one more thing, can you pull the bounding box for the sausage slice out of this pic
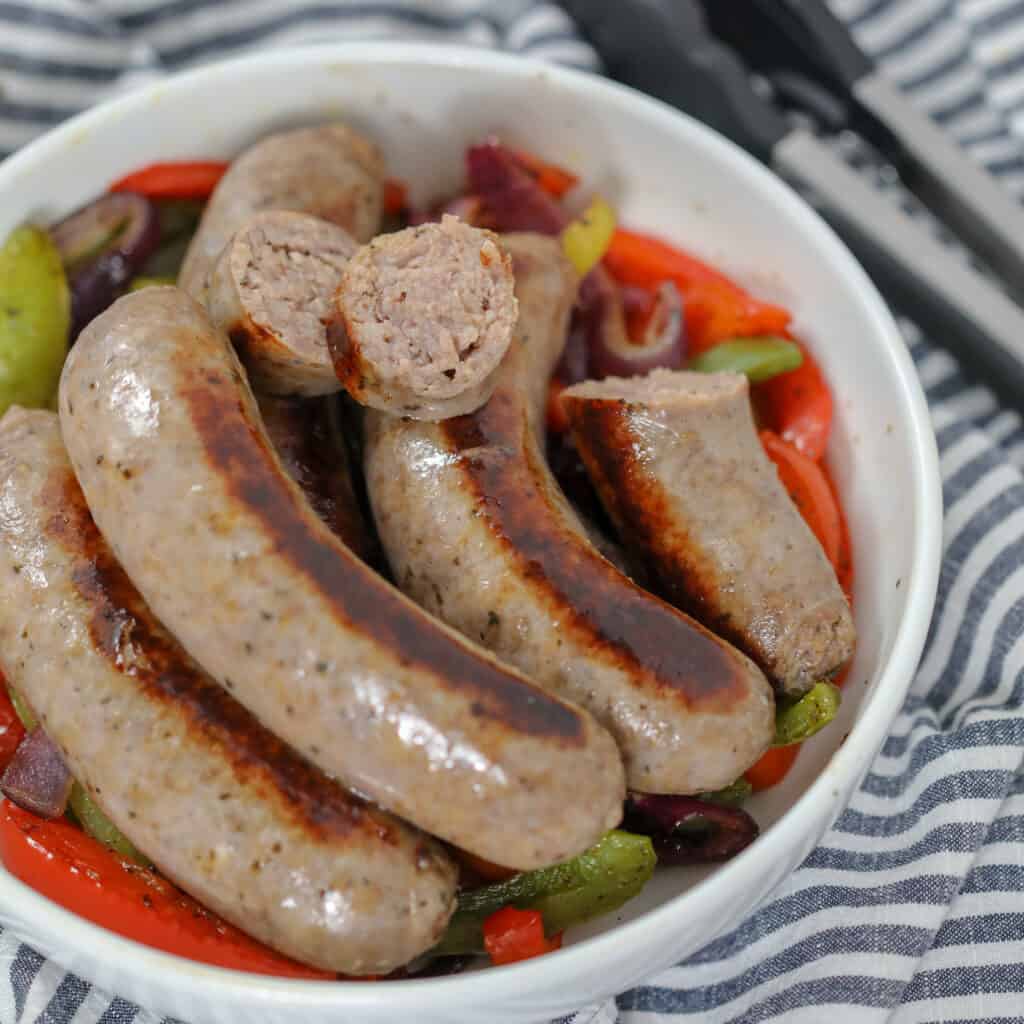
[329,215,518,420]
[179,122,383,299]
[206,211,357,396]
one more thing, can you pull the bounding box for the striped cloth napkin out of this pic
[3,1,1024,1021]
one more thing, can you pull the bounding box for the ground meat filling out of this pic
[336,215,517,409]
[230,213,357,365]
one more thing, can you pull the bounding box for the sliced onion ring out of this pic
[52,192,161,340]
[0,726,73,819]
[588,278,685,380]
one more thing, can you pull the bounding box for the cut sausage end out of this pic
[207,211,357,397]
[179,122,384,300]
[332,215,518,420]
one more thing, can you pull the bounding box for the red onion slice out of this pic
[624,793,759,865]
[466,140,683,382]
[52,192,161,340]
[588,280,686,380]
[466,141,569,235]
[0,726,73,819]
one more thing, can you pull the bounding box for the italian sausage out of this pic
[328,216,518,420]
[562,370,856,695]
[0,408,456,974]
[179,123,383,299]
[206,211,357,396]
[60,287,623,869]
[364,235,775,795]
[257,392,381,568]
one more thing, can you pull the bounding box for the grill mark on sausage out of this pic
[568,398,756,659]
[41,471,394,843]
[181,365,585,743]
[442,389,748,711]
[258,395,379,566]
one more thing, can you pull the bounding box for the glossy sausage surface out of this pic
[563,370,856,695]
[365,235,775,794]
[0,408,456,974]
[60,287,624,868]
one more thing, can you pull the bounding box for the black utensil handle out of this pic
[699,0,871,94]
[557,0,788,161]
[775,131,1024,408]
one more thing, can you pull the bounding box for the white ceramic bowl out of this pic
[0,42,941,1024]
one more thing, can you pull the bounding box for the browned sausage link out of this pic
[205,211,358,397]
[329,216,518,420]
[364,234,775,794]
[179,123,384,300]
[562,370,856,695]
[0,408,456,974]
[60,287,624,869]
[257,393,381,567]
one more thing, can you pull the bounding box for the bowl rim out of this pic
[0,39,943,1010]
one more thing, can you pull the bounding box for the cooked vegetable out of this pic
[51,193,161,338]
[701,777,753,807]
[483,907,562,965]
[0,800,332,978]
[590,280,686,379]
[467,141,567,235]
[689,336,802,382]
[745,744,800,791]
[510,148,579,198]
[624,794,759,865]
[562,196,616,278]
[0,684,26,774]
[6,685,35,731]
[0,728,73,819]
[754,338,833,461]
[604,228,792,354]
[109,161,228,199]
[129,275,176,291]
[434,830,656,956]
[383,178,408,216]
[141,199,204,279]
[0,225,70,416]
[68,783,149,866]
[774,682,842,747]
[760,429,842,567]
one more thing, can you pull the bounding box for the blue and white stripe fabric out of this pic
[3,1,1024,1021]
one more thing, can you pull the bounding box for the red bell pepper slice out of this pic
[109,162,229,200]
[760,430,842,569]
[0,801,332,978]
[510,148,579,198]
[482,907,562,966]
[0,680,26,774]
[383,178,408,216]
[603,228,792,354]
[754,337,833,462]
[745,745,800,791]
